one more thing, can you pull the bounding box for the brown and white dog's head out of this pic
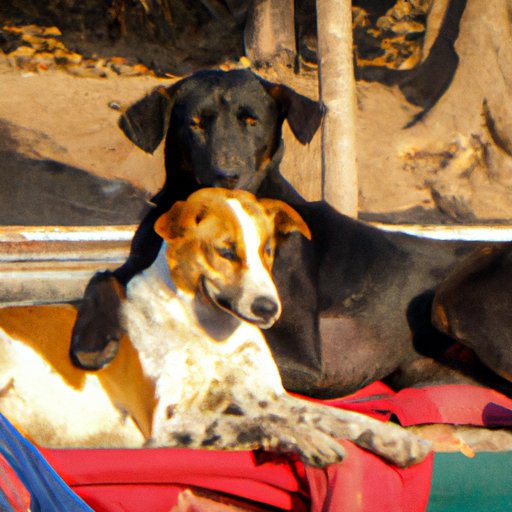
[154,188,311,329]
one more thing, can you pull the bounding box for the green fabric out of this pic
[428,452,512,512]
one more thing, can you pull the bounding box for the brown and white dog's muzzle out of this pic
[200,274,281,329]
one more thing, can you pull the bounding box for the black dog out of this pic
[71,68,323,369]
[71,68,512,398]
[432,243,512,383]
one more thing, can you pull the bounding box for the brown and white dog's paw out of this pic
[247,420,348,467]
[279,396,432,468]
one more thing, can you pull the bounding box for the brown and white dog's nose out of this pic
[251,296,279,323]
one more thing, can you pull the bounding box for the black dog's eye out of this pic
[216,245,239,262]
[190,115,205,130]
[191,110,216,131]
[237,108,258,127]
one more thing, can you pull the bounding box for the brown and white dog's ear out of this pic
[260,80,325,145]
[154,201,186,241]
[260,199,312,240]
[155,200,210,240]
[119,82,181,154]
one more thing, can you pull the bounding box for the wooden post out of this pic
[316,0,358,217]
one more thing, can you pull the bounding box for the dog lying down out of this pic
[0,189,430,468]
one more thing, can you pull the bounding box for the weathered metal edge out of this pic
[0,223,511,306]
[0,226,136,305]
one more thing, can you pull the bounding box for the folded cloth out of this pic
[0,452,31,512]
[333,382,512,427]
[40,381,437,512]
[41,441,433,512]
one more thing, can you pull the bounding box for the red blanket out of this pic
[35,382,512,512]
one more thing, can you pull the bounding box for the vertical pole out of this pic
[316,0,358,217]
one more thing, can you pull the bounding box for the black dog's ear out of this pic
[119,84,180,154]
[260,81,325,145]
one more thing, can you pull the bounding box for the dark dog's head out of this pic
[119,69,324,191]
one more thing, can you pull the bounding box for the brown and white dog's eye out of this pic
[263,240,273,258]
[215,245,240,262]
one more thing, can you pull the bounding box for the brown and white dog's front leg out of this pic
[200,396,431,468]
[152,390,430,468]
[150,402,347,468]
[186,412,348,467]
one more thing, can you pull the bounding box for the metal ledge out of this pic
[0,226,135,306]
[0,223,511,306]
[371,223,512,242]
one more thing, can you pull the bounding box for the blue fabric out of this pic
[0,414,92,511]
[0,484,17,511]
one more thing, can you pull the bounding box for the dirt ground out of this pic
[3,1,512,226]
[0,48,459,226]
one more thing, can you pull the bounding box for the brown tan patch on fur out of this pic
[0,305,87,390]
[155,191,248,295]
[0,305,156,439]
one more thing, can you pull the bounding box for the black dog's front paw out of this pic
[70,271,126,370]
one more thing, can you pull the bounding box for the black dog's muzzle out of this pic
[211,168,241,189]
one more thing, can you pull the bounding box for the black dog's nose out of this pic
[213,168,240,188]
[251,296,279,321]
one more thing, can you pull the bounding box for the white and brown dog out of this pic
[0,189,430,467]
